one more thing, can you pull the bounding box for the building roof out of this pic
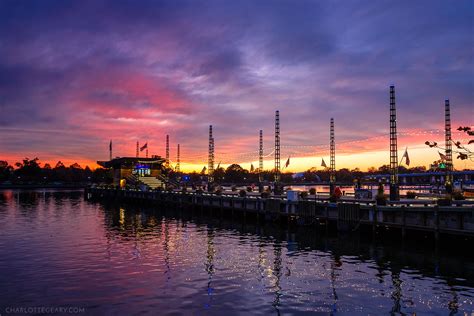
[97,156,165,169]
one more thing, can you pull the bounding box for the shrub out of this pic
[376,195,387,205]
[329,193,339,203]
[406,191,417,199]
[309,188,316,195]
[452,190,465,200]
[300,191,308,199]
[239,189,247,197]
[437,197,452,206]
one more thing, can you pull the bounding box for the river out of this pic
[0,189,473,315]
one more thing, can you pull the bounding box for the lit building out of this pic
[97,156,166,188]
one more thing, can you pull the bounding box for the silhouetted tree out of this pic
[0,161,13,182]
[14,158,42,182]
[225,164,248,183]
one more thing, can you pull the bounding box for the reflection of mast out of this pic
[163,219,171,282]
[205,227,215,308]
[330,255,341,313]
[258,240,266,283]
[132,212,142,259]
[447,283,459,314]
[272,241,282,313]
[390,268,402,314]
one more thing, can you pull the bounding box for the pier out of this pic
[85,187,474,239]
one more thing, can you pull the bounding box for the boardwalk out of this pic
[86,187,474,239]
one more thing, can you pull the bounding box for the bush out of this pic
[406,191,417,199]
[452,190,465,200]
[239,189,247,197]
[437,197,452,206]
[329,193,339,203]
[300,191,308,199]
[309,188,316,195]
[376,195,387,205]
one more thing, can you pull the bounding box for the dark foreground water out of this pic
[0,190,473,315]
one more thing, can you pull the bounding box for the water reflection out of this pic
[0,190,473,315]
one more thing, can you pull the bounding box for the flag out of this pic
[285,157,290,168]
[250,163,254,172]
[438,151,447,160]
[140,142,148,151]
[201,166,207,174]
[402,147,410,166]
[321,158,327,168]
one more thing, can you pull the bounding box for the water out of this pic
[1,189,473,315]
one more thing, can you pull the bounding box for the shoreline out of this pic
[0,184,88,190]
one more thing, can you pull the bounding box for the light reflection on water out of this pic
[0,189,473,315]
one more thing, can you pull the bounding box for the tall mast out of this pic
[389,85,399,201]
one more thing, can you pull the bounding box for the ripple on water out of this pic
[0,190,473,315]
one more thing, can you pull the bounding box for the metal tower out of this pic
[445,99,453,190]
[274,111,280,183]
[166,135,170,165]
[259,129,263,183]
[176,144,180,173]
[136,141,139,158]
[208,125,214,183]
[389,85,399,201]
[330,118,336,190]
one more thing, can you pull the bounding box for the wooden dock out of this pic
[85,187,474,239]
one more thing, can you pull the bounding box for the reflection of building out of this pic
[98,156,166,188]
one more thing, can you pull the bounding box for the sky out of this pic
[0,0,473,172]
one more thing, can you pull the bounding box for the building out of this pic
[97,156,166,188]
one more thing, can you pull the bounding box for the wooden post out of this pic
[400,206,405,239]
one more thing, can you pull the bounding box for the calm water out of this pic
[1,190,473,315]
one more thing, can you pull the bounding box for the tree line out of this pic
[0,157,455,186]
[0,158,112,184]
[171,163,432,185]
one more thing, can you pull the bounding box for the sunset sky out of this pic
[0,0,472,172]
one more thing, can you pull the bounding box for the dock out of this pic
[85,187,474,239]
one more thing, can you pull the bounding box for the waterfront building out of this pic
[97,156,166,188]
